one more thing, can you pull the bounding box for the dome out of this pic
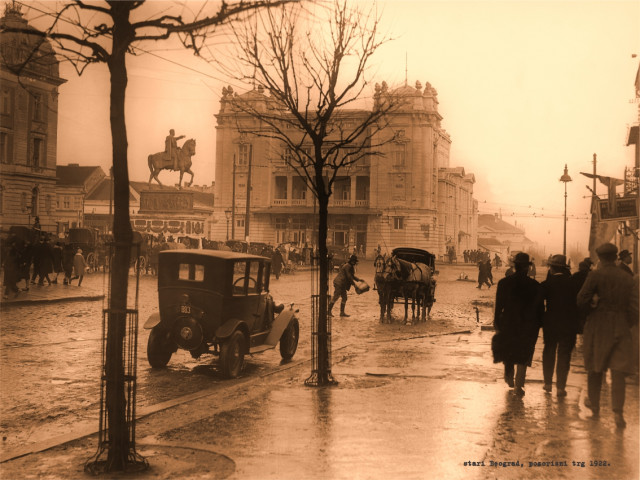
[0,3,61,80]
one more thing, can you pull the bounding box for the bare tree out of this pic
[1,0,292,471]
[217,1,398,384]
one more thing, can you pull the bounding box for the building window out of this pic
[393,217,404,230]
[46,194,52,213]
[275,217,287,230]
[31,91,47,123]
[1,87,14,124]
[0,131,13,164]
[236,218,245,228]
[29,136,44,168]
[63,196,70,209]
[237,144,251,166]
[393,147,405,167]
[275,176,287,199]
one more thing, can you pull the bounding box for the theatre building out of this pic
[212,80,477,260]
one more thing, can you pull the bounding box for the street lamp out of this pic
[224,209,232,240]
[559,164,572,256]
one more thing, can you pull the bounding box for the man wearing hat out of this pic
[328,254,364,317]
[577,243,634,428]
[539,254,580,397]
[618,249,633,276]
[491,252,544,396]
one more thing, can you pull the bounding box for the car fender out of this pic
[144,312,161,330]
[264,309,296,346]
[215,319,249,342]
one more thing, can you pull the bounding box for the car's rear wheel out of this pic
[220,331,245,378]
[279,317,299,360]
[147,327,172,368]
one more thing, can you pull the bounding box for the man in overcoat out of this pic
[328,255,364,317]
[618,249,633,276]
[577,243,634,428]
[539,254,580,397]
[491,252,544,396]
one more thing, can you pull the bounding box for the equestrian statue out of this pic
[148,129,196,188]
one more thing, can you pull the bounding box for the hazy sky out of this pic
[30,0,639,253]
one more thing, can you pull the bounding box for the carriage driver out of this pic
[328,255,364,317]
[165,129,185,170]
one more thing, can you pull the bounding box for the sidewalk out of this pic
[1,328,637,480]
[0,281,104,307]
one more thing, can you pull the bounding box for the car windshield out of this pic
[232,260,262,295]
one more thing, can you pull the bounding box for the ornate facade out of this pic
[0,4,66,233]
[213,81,477,260]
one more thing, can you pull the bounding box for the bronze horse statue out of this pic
[148,138,196,188]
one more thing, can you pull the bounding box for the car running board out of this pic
[249,344,276,355]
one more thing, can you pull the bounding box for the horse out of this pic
[387,255,433,324]
[374,254,395,323]
[148,138,196,188]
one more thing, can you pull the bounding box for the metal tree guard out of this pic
[305,254,338,386]
[85,240,148,474]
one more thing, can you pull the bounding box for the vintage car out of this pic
[144,250,299,378]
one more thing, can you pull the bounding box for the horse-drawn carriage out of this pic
[67,228,100,272]
[374,247,437,324]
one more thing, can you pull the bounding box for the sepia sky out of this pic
[36,0,639,253]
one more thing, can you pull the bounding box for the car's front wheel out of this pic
[279,317,299,360]
[147,327,173,368]
[220,331,246,378]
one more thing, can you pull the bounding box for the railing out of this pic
[354,199,369,207]
[331,199,351,207]
[272,199,288,206]
[291,198,307,206]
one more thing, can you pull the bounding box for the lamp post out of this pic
[224,209,231,240]
[559,164,572,256]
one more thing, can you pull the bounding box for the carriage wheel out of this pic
[86,252,96,273]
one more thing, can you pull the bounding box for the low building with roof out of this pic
[477,213,535,257]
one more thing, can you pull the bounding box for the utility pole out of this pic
[244,145,252,243]
[231,154,236,241]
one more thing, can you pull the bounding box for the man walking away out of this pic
[477,260,491,289]
[491,252,543,396]
[577,243,634,428]
[540,255,580,397]
[328,255,364,317]
[52,241,63,284]
[72,249,88,286]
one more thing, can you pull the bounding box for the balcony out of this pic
[291,198,307,206]
[272,199,288,206]
[354,199,369,207]
[331,199,351,207]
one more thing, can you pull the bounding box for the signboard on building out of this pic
[139,191,194,212]
[596,197,638,221]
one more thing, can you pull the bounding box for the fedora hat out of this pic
[349,255,359,264]
[513,252,531,265]
[619,249,631,259]
[548,254,569,268]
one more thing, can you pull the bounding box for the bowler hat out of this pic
[619,249,631,259]
[548,254,569,268]
[349,255,359,264]
[513,252,531,265]
[595,243,617,257]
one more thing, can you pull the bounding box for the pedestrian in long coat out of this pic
[577,243,634,428]
[2,239,21,299]
[491,252,543,396]
[36,237,54,286]
[570,259,593,334]
[271,248,283,280]
[62,243,74,285]
[52,241,63,283]
[477,261,491,289]
[539,255,580,397]
[72,249,88,286]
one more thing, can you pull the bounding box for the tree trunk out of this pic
[316,169,330,384]
[105,3,134,470]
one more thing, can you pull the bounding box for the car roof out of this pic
[159,249,268,262]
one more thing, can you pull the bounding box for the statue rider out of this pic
[165,129,185,170]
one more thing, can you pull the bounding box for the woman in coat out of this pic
[577,243,634,428]
[72,248,88,287]
[492,252,544,396]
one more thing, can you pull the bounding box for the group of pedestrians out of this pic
[2,234,88,299]
[491,243,637,429]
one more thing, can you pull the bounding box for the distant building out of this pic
[477,213,535,257]
[0,4,66,233]
[55,164,106,233]
[213,81,477,259]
